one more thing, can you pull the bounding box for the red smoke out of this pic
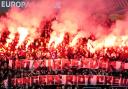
[0,0,128,53]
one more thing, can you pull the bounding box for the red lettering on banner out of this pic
[62,59,71,69]
[124,63,128,70]
[84,75,93,85]
[33,60,42,69]
[15,60,21,69]
[121,63,125,71]
[23,77,31,86]
[53,59,61,70]
[48,60,53,68]
[32,76,39,84]
[109,61,116,70]
[16,78,23,85]
[11,78,16,86]
[90,59,99,69]
[40,60,46,68]
[8,59,128,71]
[66,75,73,85]
[21,60,30,69]
[54,75,62,85]
[124,79,128,85]
[71,59,80,68]
[97,76,105,85]
[9,60,12,68]
[73,75,77,85]
[77,75,85,85]
[8,75,128,86]
[113,77,121,85]
[39,75,46,85]
[105,76,113,85]
[47,75,54,85]
[81,58,90,68]
[99,59,108,69]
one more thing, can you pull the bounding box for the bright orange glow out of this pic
[69,32,82,47]
[104,35,116,47]
[87,40,96,53]
[54,33,64,48]
[26,39,31,50]
[6,33,15,47]
[120,36,128,46]
[16,27,29,48]
[86,35,128,53]
[48,32,64,48]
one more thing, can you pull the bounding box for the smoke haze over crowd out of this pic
[0,0,128,51]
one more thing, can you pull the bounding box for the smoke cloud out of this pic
[0,0,128,48]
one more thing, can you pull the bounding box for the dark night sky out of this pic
[0,0,24,14]
[0,0,128,15]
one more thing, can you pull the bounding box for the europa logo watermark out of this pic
[0,0,27,8]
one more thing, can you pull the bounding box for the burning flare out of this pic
[16,27,29,48]
[48,31,64,48]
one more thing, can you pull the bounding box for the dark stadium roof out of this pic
[105,0,128,14]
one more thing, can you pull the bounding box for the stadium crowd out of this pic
[0,18,128,89]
